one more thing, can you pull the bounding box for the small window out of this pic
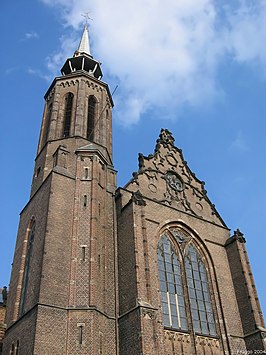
[35,167,41,178]
[81,247,86,261]
[10,343,15,355]
[83,195,88,207]
[77,324,85,345]
[84,168,89,179]
[15,340,20,355]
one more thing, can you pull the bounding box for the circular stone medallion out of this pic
[148,183,157,193]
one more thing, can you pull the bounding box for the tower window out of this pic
[84,168,89,179]
[19,219,36,316]
[81,246,86,261]
[83,195,87,207]
[42,103,52,145]
[63,92,74,137]
[15,340,20,355]
[157,228,217,337]
[10,343,15,355]
[77,324,85,345]
[87,95,97,140]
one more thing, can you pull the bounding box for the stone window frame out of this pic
[157,226,217,337]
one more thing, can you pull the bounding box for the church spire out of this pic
[74,24,91,58]
[60,22,103,80]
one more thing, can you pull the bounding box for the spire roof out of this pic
[75,24,91,57]
[61,22,103,80]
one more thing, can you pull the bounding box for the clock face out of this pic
[165,172,183,192]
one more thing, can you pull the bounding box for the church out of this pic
[2,25,266,354]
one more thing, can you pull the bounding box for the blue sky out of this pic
[0,0,265,318]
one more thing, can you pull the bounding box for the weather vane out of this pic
[81,12,93,27]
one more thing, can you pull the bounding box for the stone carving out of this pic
[132,190,146,206]
[142,308,157,320]
[155,128,175,151]
[60,79,79,88]
[164,172,183,192]
[128,129,227,228]
[172,229,191,246]
[233,229,246,243]
[85,80,103,92]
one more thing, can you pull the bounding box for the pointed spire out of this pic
[61,19,103,80]
[74,24,92,58]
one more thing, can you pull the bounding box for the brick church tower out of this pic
[3,25,117,354]
[3,26,266,355]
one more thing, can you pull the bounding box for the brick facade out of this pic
[3,29,266,355]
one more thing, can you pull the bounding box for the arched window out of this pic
[157,234,188,330]
[157,228,216,337]
[42,103,52,145]
[87,95,97,140]
[63,92,74,137]
[185,244,216,336]
[19,219,36,316]
[15,340,20,355]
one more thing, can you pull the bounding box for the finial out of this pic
[81,12,93,28]
[74,13,93,57]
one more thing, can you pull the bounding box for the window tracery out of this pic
[157,227,216,337]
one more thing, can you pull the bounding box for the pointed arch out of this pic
[87,95,97,140]
[157,234,188,330]
[19,217,36,316]
[63,92,74,137]
[42,102,52,146]
[157,224,217,337]
[184,242,216,336]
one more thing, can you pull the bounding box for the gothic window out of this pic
[157,228,216,337]
[19,219,36,316]
[63,92,74,137]
[157,234,188,331]
[15,340,20,355]
[87,95,97,140]
[10,343,15,355]
[42,103,52,145]
[185,244,216,336]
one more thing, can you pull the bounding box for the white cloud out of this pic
[230,131,248,153]
[24,31,39,40]
[40,0,266,125]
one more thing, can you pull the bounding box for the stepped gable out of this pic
[125,128,227,227]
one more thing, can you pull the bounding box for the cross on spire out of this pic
[81,12,93,27]
[75,13,93,57]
